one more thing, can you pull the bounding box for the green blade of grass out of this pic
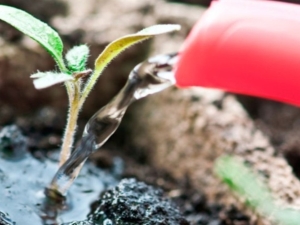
[0,5,65,70]
[215,156,273,206]
[215,155,300,225]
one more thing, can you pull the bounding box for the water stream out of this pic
[49,53,178,196]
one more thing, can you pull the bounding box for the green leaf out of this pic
[215,156,272,206]
[66,45,90,72]
[0,5,64,68]
[31,71,73,89]
[94,24,181,75]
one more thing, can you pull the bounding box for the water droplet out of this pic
[103,218,113,225]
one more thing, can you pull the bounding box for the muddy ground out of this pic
[1,0,300,224]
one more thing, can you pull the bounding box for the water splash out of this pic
[48,53,178,196]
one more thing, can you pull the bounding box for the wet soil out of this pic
[0,108,251,225]
[0,124,120,225]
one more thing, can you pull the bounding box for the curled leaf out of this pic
[31,72,73,89]
[94,24,181,76]
[0,5,64,67]
[66,45,90,72]
[80,24,180,106]
[137,24,181,35]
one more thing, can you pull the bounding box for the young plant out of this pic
[0,5,180,166]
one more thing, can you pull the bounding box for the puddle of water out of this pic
[0,125,119,225]
[0,151,119,225]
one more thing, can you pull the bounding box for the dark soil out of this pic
[0,108,251,225]
[89,178,189,225]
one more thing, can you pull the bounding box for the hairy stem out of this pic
[57,60,75,103]
[59,80,81,166]
[65,81,74,102]
[79,67,103,108]
[56,58,79,165]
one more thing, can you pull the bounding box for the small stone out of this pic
[0,125,27,160]
[0,211,15,225]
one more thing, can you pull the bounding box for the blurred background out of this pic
[2,1,300,224]
[0,0,300,169]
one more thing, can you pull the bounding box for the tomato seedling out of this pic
[0,5,180,166]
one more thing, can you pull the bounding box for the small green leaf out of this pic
[0,5,64,68]
[31,71,73,89]
[94,24,181,75]
[66,45,90,72]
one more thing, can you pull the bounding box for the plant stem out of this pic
[65,81,74,102]
[79,68,103,108]
[55,58,80,166]
[59,80,81,166]
[56,58,68,73]
[56,59,74,103]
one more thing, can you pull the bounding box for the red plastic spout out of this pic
[175,0,300,106]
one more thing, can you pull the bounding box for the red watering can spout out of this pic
[175,0,300,106]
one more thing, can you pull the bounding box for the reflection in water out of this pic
[49,53,178,195]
